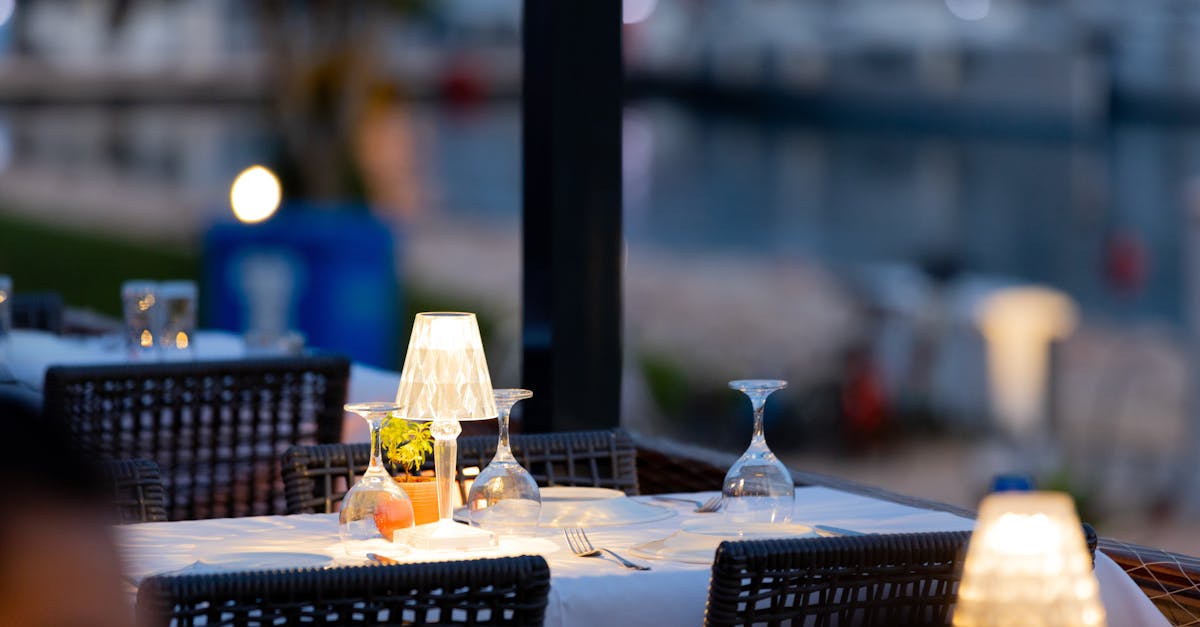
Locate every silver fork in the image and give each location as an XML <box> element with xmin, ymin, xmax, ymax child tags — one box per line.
<box><xmin>651</xmin><ymin>494</ymin><xmax>723</xmax><ymax>513</ymax></box>
<box><xmin>652</xmin><ymin>495</ymin><xmax>704</xmax><ymax>508</ymax></box>
<box><xmin>563</xmin><ymin>527</ymin><xmax>651</xmax><ymax>571</ymax></box>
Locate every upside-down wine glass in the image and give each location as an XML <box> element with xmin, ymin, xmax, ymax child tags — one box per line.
<box><xmin>339</xmin><ymin>402</ymin><xmax>415</xmax><ymax>552</ymax></box>
<box><xmin>723</xmin><ymin>380</ymin><xmax>794</xmax><ymax>524</ymax></box>
<box><xmin>467</xmin><ymin>389</ymin><xmax>541</xmax><ymax>534</ymax></box>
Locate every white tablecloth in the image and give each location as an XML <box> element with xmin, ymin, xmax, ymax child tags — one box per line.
<box><xmin>117</xmin><ymin>487</ymin><xmax>1169</xmax><ymax>627</ymax></box>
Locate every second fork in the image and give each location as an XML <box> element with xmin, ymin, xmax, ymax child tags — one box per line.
<box><xmin>563</xmin><ymin>527</ymin><xmax>651</xmax><ymax>571</ymax></box>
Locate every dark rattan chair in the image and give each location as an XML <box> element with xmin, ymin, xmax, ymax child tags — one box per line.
<box><xmin>705</xmin><ymin>532</ymin><xmax>973</xmax><ymax>627</ymax></box>
<box><xmin>101</xmin><ymin>457</ymin><xmax>168</xmax><ymax>523</ymax></box>
<box><xmin>136</xmin><ymin>555</ymin><xmax>551</xmax><ymax>626</ymax></box>
<box><xmin>1099</xmin><ymin>538</ymin><xmax>1200</xmax><ymax>626</ymax></box>
<box><xmin>636</xmin><ymin>444</ymin><xmax>727</xmax><ymax>494</ymax></box>
<box><xmin>44</xmin><ymin>356</ymin><xmax>349</xmax><ymax>520</ymax></box>
<box><xmin>282</xmin><ymin>429</ymin><xmax>638</xmax><ymax>514</ymax></box>
<box><xmin>705</xmin><ymin>530</ymin><xmax>1102</xmax><ymax>627</ymax></box>
<box><xmin>11</xmin><ymin>291</ymin><xmax>64</xmax><ymax>334</ymax></box>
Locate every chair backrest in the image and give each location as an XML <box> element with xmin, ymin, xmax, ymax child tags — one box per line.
<box><xmin>282</xmin><ymin>428</ymin><xmax>639</xmax><ymax>515</ymax></box>
<box><xmin>11</xmin><ymin>292</ymin><xmax>64</xmax><ymax>334</ymax></box>
<box><xmin>462</xmin><ymin>429</ymin><xmax>638</xmax><ymax>494</ymax></box>
<box><xmin>45</xmin><ymin>356</ymin><xmax>349</xmax><ymax>520</ymax></box>
<box><xmin>101</xmin><ymin>457</ymin><xmax>168</xmax><ymax>523</ymax></box>
<box><xmin>136</xmin><ymin>555</ymin><xmax>551</xmax><ymax>626</ymax></box>
<box><xmin>705</xmin><ymin>532</ymin><xmax>973</xmax><ymax>627</ymax></box>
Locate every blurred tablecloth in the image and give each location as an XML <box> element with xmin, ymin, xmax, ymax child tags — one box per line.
<box><xmin>117</xmin><ymin>487</ymin><xmax>1169</xmax><ymax>627</ymax></box>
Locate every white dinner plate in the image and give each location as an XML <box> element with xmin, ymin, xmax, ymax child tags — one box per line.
<box><xmin>196</xmin><ymin>551</ymin><xmax>334</xmax><ymax>572</ymax></box>
<box><xmin>681</xmin><ymin>520</ymin><xmax>817</xmax><ymax>539</ymax></box>
<box><xmin>369</xmin><ymin>535</ymin><xmax>561</xmax><ymax>563</ymax></box>
<box><xmin>540</xmin><ymin>496</ymin><xmax>673</xmax><ymax>528</ymax></box>
<box><xmin>453</xmin><ymin>487</ymin><xmax>674</xmax><ymax>528</ymax></box>
<box><xmin>630</xmin><ymin>522</ymin><xmax>818</xmax><ymax>564</ymax></box>
<box><xmin>539</xmin><ymin>486</ymin><xmax>626</xmax><ymax>502</ymax></box>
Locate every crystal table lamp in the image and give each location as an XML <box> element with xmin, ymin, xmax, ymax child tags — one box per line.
<box><xmin>953</xmin><ymin>491</ymin><xmax>1106</xmax><ymax>627</ymax></box>
<box><xmin>393</xmin><ymin>312</ymin><xmax>498</xmax><ymax>550</ymax></box>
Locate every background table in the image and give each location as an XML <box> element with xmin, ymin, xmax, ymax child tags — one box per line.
<box><xmin>4</xmin><ymin>329</ymin><xmax>400</xmax><ymax>441</ymax></box>
<box><xmin>118</xmin><ymin>487</ymin><xmax>1169</xmax><ymax>627</ymax></box>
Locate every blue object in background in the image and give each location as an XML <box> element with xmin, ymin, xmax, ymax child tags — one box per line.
<box><xmin>203</xmin><ymin>206</ymin><xmax>402</xmax><ymax>369</ymax></box>
<box><xmin>990</xmin><ymin>473</ymin><xmax>1034</xmax><ymax>493</ymax></box>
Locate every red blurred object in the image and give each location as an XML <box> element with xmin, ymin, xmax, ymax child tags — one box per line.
<box><xmin>1103</xmin><ymin>229</ymin><xmax>1148</xmax><ymax>296</ymax></box>
<box><xmin>841</xmin><ymin>350</ymin><xmax>888</xmax><ymax>445</ymax></box>
<box><xmin>440</xmin><ymin>58</ymin><xmax>487</xmax><ymax>108</ymax></box>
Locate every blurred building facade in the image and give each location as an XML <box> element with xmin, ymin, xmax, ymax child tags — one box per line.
<box><xmin>2</xmin><ymin>0</ymin><xmax>1200</xmax><ymax>545</ymax></box>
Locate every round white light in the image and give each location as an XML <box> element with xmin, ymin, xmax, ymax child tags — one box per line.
<box><xmin>945</xmin><ymin>0</ymin><xmax>989</xmax><ymax>21</ymax></box>
<box><xmin>623</xmin><ymin>0</ymin><xmax>658</xmax><ymax>24</ymax></box>
<box><xmin>0</xmin><ymin>0</ymin><xmax>16</xmax><ymax>28</ymax></box>
<box><xmin>230</xmin><ymin>165</ymin><xmax>281</xmax><ymax>224</ymax></box>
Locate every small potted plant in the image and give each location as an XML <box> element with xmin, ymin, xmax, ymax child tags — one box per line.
<box><xmin>380</xmin><ymin>417</ymin><xmax>440</xmax><ymax>525</ymax></box>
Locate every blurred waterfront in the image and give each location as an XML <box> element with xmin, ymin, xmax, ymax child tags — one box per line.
<box><xmin>3</xmin><ymin>0</ymin><xmax>1200</xmax><ymax>552</ymax></box>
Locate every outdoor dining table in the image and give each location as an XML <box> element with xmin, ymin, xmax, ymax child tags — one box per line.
<box><xmin>118</xmin><ymin>487</ymin><xmax>1170</xmax><ymax>627</ymax></box>
<box><xmin>5</xmin><ymin>328</ymin><xmax>1174</xmax><ymax>624</ymax></box>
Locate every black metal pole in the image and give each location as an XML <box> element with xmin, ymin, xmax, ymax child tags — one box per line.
<box><xmin>521</xmin><ymin>0</ymin><xmax>623</xmax><ymax>432</ymax></box>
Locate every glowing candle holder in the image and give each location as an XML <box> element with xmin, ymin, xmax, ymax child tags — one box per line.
<box><xmin>121</xmin><ymin>280</ymin><xmax>160</xmax><ymax>360</ymax></box>
<box><xmin>953</xmin><ymin>491</ymin><xmax>1106</xmax><ymax>627</ymax></box>
<box><xmin>392</xmin><ymin>312</ymin><xmax>498</xmax><ymax>550</ymax></box>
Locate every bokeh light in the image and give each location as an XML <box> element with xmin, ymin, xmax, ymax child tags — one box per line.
<box><xmin>230</xmin><ymin>165</ymin><xmax>282</xmax><ymax>224</ymax></box>
<box><xmin>0</xmin><ymin>0</ymin><xmax>15</xmax><ymax>28</ymax></box>
<box><xmin>945</xmin><ymin>0</ymin><xmax>989</xmax><ymax>21</ymax></box>
<box><xmin>623</xmin><ymin>0</ymin><xmax>658</xmax><ymax>25</ymax></box>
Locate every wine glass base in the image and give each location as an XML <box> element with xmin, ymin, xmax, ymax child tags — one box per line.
<box><xmin>393</xmin><ymin>519</ymin><xmax>497</xmax><ymax>551</ymax></box>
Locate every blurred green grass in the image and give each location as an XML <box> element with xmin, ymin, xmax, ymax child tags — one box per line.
<box><xmin>0</xmin><ymin>213</ymin><xmax>198</xmax><ymax>317</ymax></box>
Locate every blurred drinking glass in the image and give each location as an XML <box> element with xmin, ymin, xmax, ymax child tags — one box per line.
<box><xmin>157</xmin><ymin>281</ymin><xmax>197</xmax><ymax>359</ymax></box>
<box><xmin>0</xmin><ymin>275</ymin><xmax>11</xmax><ymax>368</ymax></box>
<box><xmin>121</xmin><ymin>281</ymin><xmax>159</xmax><ymax>359</ymax></box>
<box><xmin>239</xmin><ymin>252</ymin><xmax>304</xmax><ymax>355</ymax></box>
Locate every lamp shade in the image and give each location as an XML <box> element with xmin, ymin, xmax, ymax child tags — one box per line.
<box><xmin>953</xmin><ymin>491</ymin><xmax>1105</xmax><ymax>627</ymax></box>
<box><xmin>394</xmin><ymin>312</ymin><xmax>497</xmax><ymax>421</ymax></box>
<box><xmin>978</xmin><ymin>286</ymin><xmax>1077</xmax><ymax>439</ymax></box>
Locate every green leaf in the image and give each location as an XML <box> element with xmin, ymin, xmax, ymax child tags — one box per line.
<box><xmin>379</xmin><ymin>415</ymin><xmax>434</xmax><ymax>476</ymax></box>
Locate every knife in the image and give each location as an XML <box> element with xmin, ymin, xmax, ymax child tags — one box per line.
<box><xmin>366</xmin><ymin>552</ymin><xmax>401</xmax><ymax>565</ymax></box>
<box><xmin>814</xmin><ymin>524</ymin><xmax>867</xmax><ymax>537</ymax></box>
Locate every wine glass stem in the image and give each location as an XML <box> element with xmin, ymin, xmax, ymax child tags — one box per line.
<box><xmin>368</xmin><ymin>417</ymin><xmax>386</xmax><ymax>472</ymax></box>
<box><xmin>495</xmin><ymin>406</ymin><xmax>515</xmax><ymax>461</ymax></box>
<box><xmin>751</xmin><ymin>403</ymin><xmax>767</xmax><ymax>446</ymax></box>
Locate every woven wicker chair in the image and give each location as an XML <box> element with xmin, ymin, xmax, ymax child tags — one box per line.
<box><xmin>1098</xmin><ymin>538</ymin><xmax>1200</xmax><ymax>626</ymax></box>
<box><xmin>636</xmin><ymin>444</ymin><xmax>728</xmax><ymax>494</ymax></box>
<box><xmin>705</xmin><ymin>529</ymin><xmax>1103</xmax><ymax>627</ymax></box>
<box><xmin>705</xmin><ymin>532</ymin><xmax>973</xmax><ymax>627</ymax></box>
<box><xmin>101</xmin><ymin>457</ymin><xmax>168</xmax><ymax>523</ymax></box>
<box><xmin>136</xmin><ymin>555</ymin><xmax>551</xmax><ymax>626</ymax></box>
<box><xmin>281</xmin><ymin>429</ymin><xmax>638</xmax><ymax>514</ymax></box>
<box><xmin>44</xmin><ymin>356</ymin><xmax>349</xmax><ymax>520</ymax></box>
<box><xmin>11</xmin><ymin>292</ymin><xmax>64</xmax><ymax>334</ymax></box>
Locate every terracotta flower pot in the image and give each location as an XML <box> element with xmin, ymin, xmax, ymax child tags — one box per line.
<box><xmin>394</xmin><ymin>476</ymin><xmax>439</xmax><ymax>526</ymax></box>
